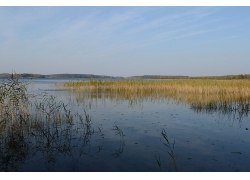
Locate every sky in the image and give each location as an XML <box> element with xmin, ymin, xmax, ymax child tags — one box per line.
<box><xmin>0</xmin><ymin>4</ymin><xmax>250</xmax><ymax>77</ymax></box>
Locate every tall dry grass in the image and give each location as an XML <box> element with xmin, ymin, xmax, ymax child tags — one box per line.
<box><xmin>60</xmin><ymin>79</ymin><xmax>250</xmax><ymax>100</ymax></box>
<box><xmin>59</xmin><ymin>79</ymin><xmax>250</xmax><ymax>112</ymax></box>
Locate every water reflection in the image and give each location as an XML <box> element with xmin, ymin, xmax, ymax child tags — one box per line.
<box><xmin>1</xmin><ymin>78</ymin><xmax>250</xmax><ymax>171</ymax></box>
<box><xmin>66</xmin><ymin>89</ymin><xmax>250</xmax><ymax>123</ymax></box>
<box><xmin>111</xmin><ymin>125</ymin><xmax>125</xmax><ymax>158</ymax></box>
<box><xmin>57</xmin><ymin>88</ymin><xmax>250</xmax><ymax>171</ymax></box>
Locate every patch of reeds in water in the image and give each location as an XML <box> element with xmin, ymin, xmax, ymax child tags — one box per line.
<box><xmin>0</xmin><ymin>76</ymin><xmax>99</xmax><ymax>171</ymax></box>
<box><xmin>59</xmin><ymin>79</ymin><xmax>250</xmax><ymax>114</ymax></box>
<box><xmin>60</xmin><ymin>79</ymin><xmax>250</xmax><ymax>93</ymax></box>
<box><xmin>0</xmin><ymin>77</ymin><xmax>31</xmax><ymax>131</ymax></box>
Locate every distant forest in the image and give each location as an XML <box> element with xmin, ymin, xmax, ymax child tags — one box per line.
<box><xmin>130</xmin><ymin>74</ymin><xmax>250</xmax><ymax>80</ymax></box>
<box><xmin>1</xmin><ymin>73</ymin><xmax>250</xmax><ymax>80</ymax></box>
<box><xmin>0</xmin><ymin>73</ymin><xmax>121</xmax><ymax>79</ymax></box>
<box><xmin>0</xmin><ymin>73</ymin><xmax>45</xmax><ymax>79</ymax></box>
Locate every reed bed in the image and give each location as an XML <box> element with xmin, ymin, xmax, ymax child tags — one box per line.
<box><xmin>60</xmin><ymin>79</ymin><xmax>250</xmax><ymax>113</ymax></box>
<box><xmin>61</xmin><ymin>79</ymin><xmax>250</xmax><ymax>95</ymax></box>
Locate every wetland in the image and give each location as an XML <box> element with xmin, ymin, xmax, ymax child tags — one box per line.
<box><xmin>0</xmin><ymin>77</ymin><xmax>250</xmax><ymax>172</ymax></box>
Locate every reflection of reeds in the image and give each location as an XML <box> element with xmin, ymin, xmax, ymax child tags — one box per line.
<box><xmin>155</xmin><ymin>154</ymin><xmax>162</xmax><ymax>171</ymax></box>
<box><xmin>111</xmin><ymin>125</ymin><xmax>125</xmax><ymax>158</ymax></box>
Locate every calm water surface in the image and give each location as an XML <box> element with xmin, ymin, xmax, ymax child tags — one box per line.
<box><xmin>1</xmin><ymin>79</ymin><xmax>250</xmax><ymax>172</ymax></box>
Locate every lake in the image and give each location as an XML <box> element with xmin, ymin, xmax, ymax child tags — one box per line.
<box><xmin>1</xmin><ymin>78</ymin><xmax>250</xmax><ymax>172</ymax></box>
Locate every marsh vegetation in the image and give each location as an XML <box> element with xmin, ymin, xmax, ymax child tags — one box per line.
<box><xmin>1</xmin><ymin>77</ymin><xmax>250</xmax><ymax>171</ymax></box>
<box><xmin>0</xmin><ymin>77</ymin><xmax>105</xmax><ymax>171</ymax></box>
<box><xmin>60</xmin><ymin>79</ymin><xmax>250</xmax><ymax>116</ymax></box>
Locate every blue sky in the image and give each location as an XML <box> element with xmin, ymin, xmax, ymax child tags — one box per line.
<box><xmin>0</xmin><ymin>6</ymin><xmax>250</xmax><ymax>77</ymax></box>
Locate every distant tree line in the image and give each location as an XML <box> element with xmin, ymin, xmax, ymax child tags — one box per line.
<box><xmin>130</xmin><ymin>75</ymin><xmax>189</xmax><ymax>79</ymax></box>
<box><xmin>189</xmin><ymin>74</ymin><xmax>250</xmax><ymax>80</ymax></box>
<box><xmin>129</xmin><ymin>74</ymin><xmax>250</xmax><ymax>80</ymax></box>
<box><xmin>0</xmin><ymin>73</ymin><xmax>122</xmax><ymax>79</ymax></box>
<box><xmin>1</xmin><ymin>73</ymin><xmax>250</xmax><ymax>80</ymax></box>
<box><xmin>0</xmin><ymin>73</ymin><xmax>45</xmax><ymax>79</ymax></box>
<box><xmin>44</xmin><ymin>74</ymin><xmax>115</xmax><ymax>79</ymax></box>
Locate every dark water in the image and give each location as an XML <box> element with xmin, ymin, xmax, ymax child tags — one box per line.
<box><xmin>1</xmin><ymin>79</ymin><xmax>250</xmax><ymax>172</ymax></box>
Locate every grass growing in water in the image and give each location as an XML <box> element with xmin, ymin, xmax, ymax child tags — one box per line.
<box><xmin>0</xmin><ymin>76</ymin><xmax>100</xmax><ymax>171</ymax></box>
<box><xmin>2</xmin><ymin>77</ymin><xmax>249</xmax><ymax>171</ymax></box>
<box><xmin>61</xmin><ymin>79</ymin><xmax>250</xmax><ymax>93</ymax></box>
<box><xmin>59</xmin><ymin>79</ymin><xmax>250</xmax><ymax>114</ymax></box>
<box><xmin>161</xmin><ymin>129</ymin><xmax>178</xmax><ymax>172</ymax></box>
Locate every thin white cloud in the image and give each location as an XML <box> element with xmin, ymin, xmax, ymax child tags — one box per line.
<box><xmin>123</xmin><ymin>7</ymin><xmax>215</xmax><ymax>35</ymax></box>
<box><xmin>204</xmin><ymin>35</ymin><xmax>242</xmax><ymax>43</ymax></box>
<box><xmin>219</xmin><ymin>35</ymin><xmax>241</xmax><ymax>40</ymax></box>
